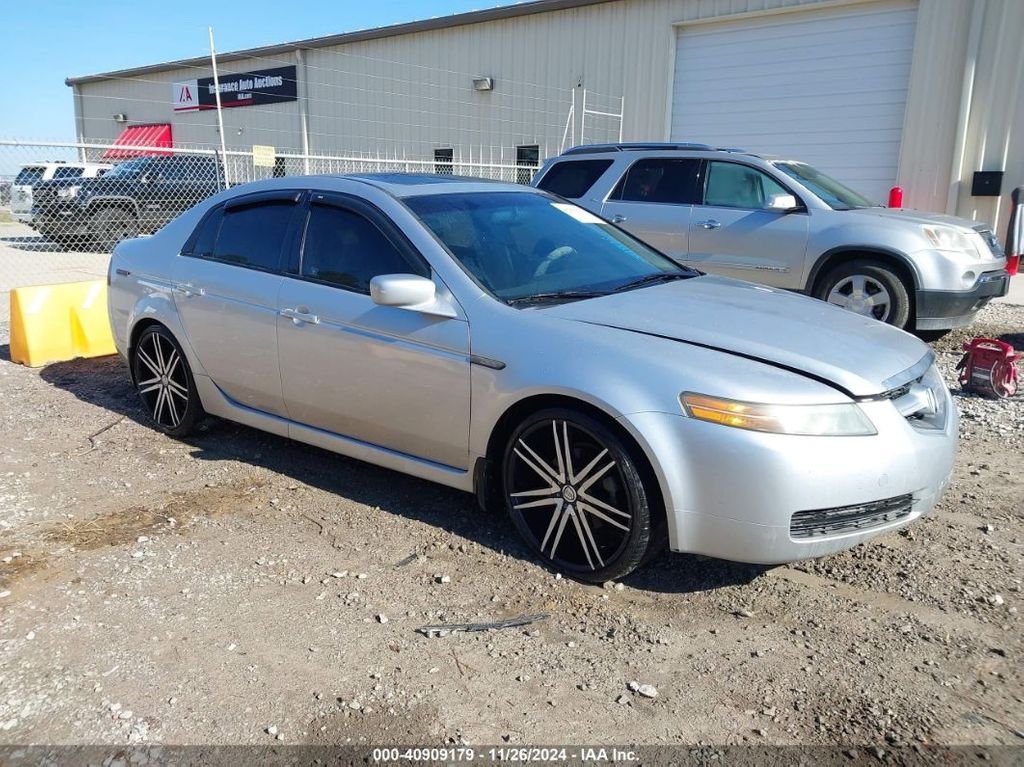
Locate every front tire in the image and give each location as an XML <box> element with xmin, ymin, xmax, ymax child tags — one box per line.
<box><xmin>815</xmin><ymin>259</ymin><xmax>911</xmax><ymax>329</ymax></box>
<box><xmin>502</xmin><ymin>408</ymin><xmax>657</xmax><ymax>582</ymax></box>
<box><xmin>131</xmin><ymin>325</ymin><xmax>204</xmax><ymax>437</ymax></box>
<box><xmin>91</xmin><ymin>206</ymin><xmax>140</xmax><ymax>252</ymax></box>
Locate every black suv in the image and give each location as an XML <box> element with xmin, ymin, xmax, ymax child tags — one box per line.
<box><xmin>32</xmin><ymin>154</ymin><xmax>223</xmax><ymax>250</ymax></box>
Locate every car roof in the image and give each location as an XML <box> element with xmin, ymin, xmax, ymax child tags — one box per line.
<box><xmin>349</xmin><ymin>172</ymin><xmax>535</xmax><ymax>198</ymax></box>
<box><xmin>224</xmin><ymin>173</ymin><xmax>541</xmax><ymax>199</ymax></box>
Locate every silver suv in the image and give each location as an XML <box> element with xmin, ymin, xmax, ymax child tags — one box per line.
<box><xmin>532</xmin><ymin>143</ymin><xmax>1009</xmax><ymax>332</ymax></box>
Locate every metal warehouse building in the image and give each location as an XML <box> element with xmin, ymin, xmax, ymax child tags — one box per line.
<box><xmin>68</xmin><ymin>0</ymin><xmax>1024</xmax><ymax>232</ymax></box>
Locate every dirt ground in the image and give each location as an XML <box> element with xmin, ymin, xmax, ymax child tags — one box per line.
<box><xmin>0</xmin><ymin>241</ymin><xmax>1021</xmax><ymax>750</ymax></box>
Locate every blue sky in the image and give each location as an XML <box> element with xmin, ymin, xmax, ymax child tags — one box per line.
<box><xmin>1</xmin><ymin>0</ymin><xmax>515</xmax><ymax>139</ymax></box>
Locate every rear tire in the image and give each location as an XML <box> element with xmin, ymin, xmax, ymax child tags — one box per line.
<box><xmin>501</xmin><ymin>407</ymin><xmax>657</xmax><ymax>582</ymax></box>
<box><xmin>91</xmin><ymin>207</ymin><xmax>140</xmax><ymax>252</ymax></box>
<box><xmin>815</xmin><ymin>259</ymin><xmax>911</xmax><ymax>329</ymax></box>
<box><xmin>131</xmin><ymin>325</ymin><xmax>204</xmax><ymax>437</ymax></box>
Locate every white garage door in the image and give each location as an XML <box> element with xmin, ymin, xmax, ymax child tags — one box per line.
<box><xmin>671</xmin><ymin>0</ymin><xmax>917</xmax><ymax>203</ymax></box>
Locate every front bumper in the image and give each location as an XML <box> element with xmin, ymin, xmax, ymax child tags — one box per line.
<box><xmin>620</xmin><ymin>395</ymin><xmax>957</xmax><ymax>565</ymax></box>
<box><xmin>31</xmin><ymin>203</ymin><xmax>91</xmax><ymax>237</ymax></box>
<box><xmin>915</xmin><ymin>269</ymin><xmax>1009</xmax><ymax>330</ymax></box>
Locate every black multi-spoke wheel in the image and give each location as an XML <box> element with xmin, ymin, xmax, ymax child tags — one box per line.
<box><xmin>131</xmin><ymin>325</ymin><xmax>203</xmax><ymax>436</ymax></box>
<box><xmin>502</xmin><ymin>408</ymin><xmax>656</xmax><ymax>582</ymax></box>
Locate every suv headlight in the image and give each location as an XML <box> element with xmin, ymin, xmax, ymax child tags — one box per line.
<box><xmin>681</xmin><ymin>393</ymin><xmax>876</xmax><ymax>436</ymax></box>
<box><xmin>921</xmin><ymin>225</ymin><xmax>987</xmax><ymax>259</ymax></box>
<box><xmin>57</xmin><ymin>185</ymin><xmax>81</xmax><ymax>198</ymax></box>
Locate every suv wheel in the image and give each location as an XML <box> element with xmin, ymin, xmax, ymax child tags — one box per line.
<box><xmin>502</xmin><ymin>408</ymin><xmax>657</xmax><ymax>582</ymax></box>
<box><xmin>815</xmin><ymin>259</ymin><xmax>911</xmax><ymax>328</ymax></box>
<box><xmin>91</xmin><ymin>207</ymin><xmax>140</xmax><ymax>251</ymax></box>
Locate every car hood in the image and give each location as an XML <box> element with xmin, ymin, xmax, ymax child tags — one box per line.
<box><xmin>846</xmin><ymin>207</ymin><xmax>990</xmax><ymax>231</ymax></box>
<box><xmin>540</xmin><ymin>276</ymin><xmax>930</xmax><ymax>398</ymax></box>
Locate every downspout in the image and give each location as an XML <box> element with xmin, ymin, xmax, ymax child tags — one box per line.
<box><xmin>946</xmin><ymin>0</ymin><xmax>987</xmax><ymax>215</ymax></box>
<box><xmin>296</xmin><ymin>48</ymin><xmax>311</xmax><ymax>175</ymax></box>
<box><xmin>71</xmin><ymin>82</ymin><xmax>87</xmax><ymax>162</ymax></box>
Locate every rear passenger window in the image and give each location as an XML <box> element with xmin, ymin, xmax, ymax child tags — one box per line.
<box><xmin>611</xmin><ymin>158</ymin><xmax>702</xmax><ymax>204</ymax></box>
<box><xmin>536</xmin><ymin>160</ymin><xmax>613</xmax><ymax>199</ymax></box>
<box><xmin>184</xmin><ymin>206</ymin><xmax>223</xmax><ymax>258</ymax></box>
<box><xmin>704</xmin><ymin>162</ymin><xmax>790</xmax><ymax>209</ymax></box>
<box><xmin>53</xmin><ymin>167</ymin><xmax>84</xmax><ymax>180</ymax></box>
<box><xmin>212</xmin><ymin>201</ymin><xmax>295</xmax><ymax>272</ymax></box>
<box><xmin>301</xmin><ymin>203</ymin><xmax>422</xmax><ymax>293</ymax></box>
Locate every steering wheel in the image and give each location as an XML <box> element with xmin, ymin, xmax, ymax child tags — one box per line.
<box><xmin>532</xmin><ymin>245</ymin><xmax>578</xmax><ymax>280</ymax></box>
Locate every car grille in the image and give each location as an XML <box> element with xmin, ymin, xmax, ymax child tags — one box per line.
<box><xmin>974</xmin><ymin>226</ymin><xmax>1004</xmax><ymax>257</ymax></box>
<box><xmin>790</xmin><ymin>494</ymin><xmax>914</xmax><ymax>539</ymax></box>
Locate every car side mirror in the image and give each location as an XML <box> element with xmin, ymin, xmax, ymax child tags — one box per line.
<box><xmin>764</xmin><ymin>193</ymin><xmax>799</xmax><ymax>212</ymax></box>
<box><xmin>369</xmin><ymin>274</ymin><xmax>456</xmax><ymax>318</ymax></box>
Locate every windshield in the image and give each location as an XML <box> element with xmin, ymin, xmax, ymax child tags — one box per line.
<box><xmin>405</xmin><ymin>191</ymin><xmax>696</xmax><ymax>303</ymax></box>
<box><xmin>104</xmin><ymin>158</ymin><xmax>152</xmax><ymax>178</ymax></box>
<box><xmin>15</xmin><ymin>167</ymin><xmax>45</xmax><ymax>185</ymax></box>
<box><xmin>772</xmin><ymin>161</ymin><xmax>877</xmax><ymax>210</ymax></box>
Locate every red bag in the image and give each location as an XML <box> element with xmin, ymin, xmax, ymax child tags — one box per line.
<box><xmin>957</xmin><ymin>338</ymin><xmax>1020</xmax><ymax>398</ymax></box>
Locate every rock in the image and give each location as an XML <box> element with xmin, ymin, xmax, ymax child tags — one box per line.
<box><xmin>636</xmin><ymin>684</ymin><xmax>658</xmax><ymax>699</ymax></box>
<box><xmin>436</xmin><ymin>575</ymin><xmax>451</xmax><ymax>584</ymax></box>
<box><xmin>627</xmin><ymin>681</ymin><xmax>640</xmax><ymax>692</ymax></box>
<box><xmin>616</xmin><ymin>694</ymin><xmax>629</xmax><ymax>705</ymax></box>
<box><xmin>988</xmin><ymin>594</ymin><xmax>1005</xmax><ymax>606</ymax></box>
<box><xmin>736</xmin><ymin>609</ymin><xmax>754</xmax><ymax>618</ymax></box>
<box><xmin>266</xmin><ymin>725</ymin><xmax>278</xmax><ymax>736</ymax></box>
<box><xmin>0</xmin><ymin>591</ymin><xmax>10</xmax><ymax>599</ymax></box>
<box><xmin>377</xmin><ymin>614</ymin><xmax>388</xmax><ymax>624</ymax></box>
<box><xmin>331</xmin><ymin>571</ymin><xmax>347</xmax><ymax>578</ymax></box>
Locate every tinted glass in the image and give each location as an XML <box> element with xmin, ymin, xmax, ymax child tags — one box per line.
<box><xmin>301</xmin><ymin>204</ymin><xmax>419</xmax><ymax>292</ymax></box>
<box><xmin>772</xmin><ymin>161</ymin><xmax>875</xmax><ymax>210</ymax></box>
<box><xmin>15</xmin><ymin>167</ymin><xmax>45</xmax><ymax>185</ymax></box>
<box><xmin>186</xmin><ymin>207</ymin><xmax>223</xmax><ymax>257</ymax></box>
<box><xmin>406</xmin><ymin>191</ymin><xmax>694</xmax><ymax>302</ymax></box>
<box><xmin>536</xmin><ymin>160</ymin><xmax>613</xmax><ymax>199</ymax></box>
<box><xmin>212</xmin><ymin>202</ymin><xmax>295</xmax><ymax>271</ymax></box>
<box><xmin>613</xmin><ymin>158</ymin><xmax>702</xmax><ymax>204</ymax></box>
<box><xmin>105</xmin><ymin>159</ymin><xmax>150</xmax><ymax>178</ymax></box>
<box><xmin>703</xmin><ymin>162</ymin><xmax>790</xmax><ymax>209</ymax></box>
<box><xmin>53</xmin><ymin>167</ymin><xmax>84</xmax><ymax>180</ymax></box>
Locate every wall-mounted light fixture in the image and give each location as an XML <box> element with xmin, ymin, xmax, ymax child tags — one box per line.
<box><xmin>472</xmin><ymin>76</ymin><xmax>494</xmax><ymax>91</ymax></box>
<box><xmin>112</xmin><ymin>113</ymin><xmax>128</xmax><ymax>123</ymax></box>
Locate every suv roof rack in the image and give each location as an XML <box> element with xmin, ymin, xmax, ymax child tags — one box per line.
<box><xmin>561</xmin><ymin>142</ymin><xmax>716</xmax><ymax>155</ymax></box>
<box><xmin>561</xmin><ymin>142</ymin><xmax>754</xmax><ymax>156</ymax></box>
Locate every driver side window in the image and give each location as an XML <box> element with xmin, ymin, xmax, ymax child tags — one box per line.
<box><xmin>301</xmin><ymin>203</ymin><xmax>425</xmax><ymax>293</ymax></box>
<box><xmin>704</xmin><ymin>162</ymin><xmax>789</xmax><ymax>209</ymax></box>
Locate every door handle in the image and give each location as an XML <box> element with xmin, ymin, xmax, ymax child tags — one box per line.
<box><xmin>280</xmin><ymin>307</ymin><xmax>320</xmax><ymax>325</ymax></box>
<box><xmin>611</xmin><ymin>214</ymin><xmax>627</xmax><ymax>224</ymax></box>
<box><xmin>696</xmin><ymin>219</ymin><xmax>722</xmax><ymax>230</ymax></box>
<box><xmin>172</xmin><ymin>282</ymin><xmax>205</xmax><ymax>297</ymax></box>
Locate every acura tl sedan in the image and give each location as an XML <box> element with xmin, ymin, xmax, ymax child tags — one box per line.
<box><xmin>107</xmin><ymin>174</ymin><xmax>957</xmax><ymax>581</ymax></box>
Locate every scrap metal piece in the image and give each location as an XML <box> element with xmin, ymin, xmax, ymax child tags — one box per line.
<box><xmin>416</xmin><ymin>613</ymin><xmax>550</xmax><ymax>638</ymax></box>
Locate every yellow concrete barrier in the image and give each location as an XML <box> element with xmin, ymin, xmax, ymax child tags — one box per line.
<box><xmin>9</xmin><ymin>280</ymin><xmax>117</xmax><ymax>367</ymax></box>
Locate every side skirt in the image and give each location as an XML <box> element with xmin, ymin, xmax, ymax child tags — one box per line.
<box><xmin>192</xmin><ymin>374</ymin><xmax>474</xmax><ymax>493</ymax></box>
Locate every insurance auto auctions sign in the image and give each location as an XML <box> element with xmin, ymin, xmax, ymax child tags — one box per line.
<box><xmin>173</xmin><ymin>65</ymin><xmax>297</xmax><ymax>111</ymax></box>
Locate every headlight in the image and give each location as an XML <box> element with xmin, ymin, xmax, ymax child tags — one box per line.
<box><xmin>680</xmin><ymin>393</ymin><xmax>876</xmax><ymax>436</ymax></box>
<box><xmin>921</xmin><ymin>225</ymin><xmax>986</xmax><ymax>258</ymax></box>
<box><xmin>56</xmin><ymin>185</ymin><xmax>81</xmax><ymax>198</ymax></box>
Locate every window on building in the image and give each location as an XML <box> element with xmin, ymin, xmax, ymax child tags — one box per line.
<box><xmin>610</xmin><ymin>158</ymin><xmax>703</xmax><ymax>204</ymax></box>
<box><xmin>703</xmin><ymin>161</ymin><xmax>790</xmax><ymax>209</ymax></box>
<box><xmin>516</xmin><ymin>145</ymin><xmax>540</xmax><ymax>185</ymax></box>
<box><xmin>434</xmin><ymin>148</ymin><xmax>454</xmax><ymax>176</ymax></box>
<box><xmin>301</xmin><ymin>203</ymin><xmax>423</xmax><ymax>293</ymax></box>
<box><xmin>211</xmin><ymin>200</ymin><xmax>296</xmax><ymax>272</ymax></box>
<box><xmin>535</xmin><ymin>159</ymin><xmax>613</xmax><ymax>199</ymax></box>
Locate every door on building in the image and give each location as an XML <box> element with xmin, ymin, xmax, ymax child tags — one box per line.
<box><xmin>670</xmin><ymin>0</ymin><xmax>918</xmax><ymax>203</ymax></box>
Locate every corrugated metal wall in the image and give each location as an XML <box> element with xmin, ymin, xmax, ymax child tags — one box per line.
<box><xmin>75</xmin><ymin>0</ymin><xmax>1024</xmax><ymax>227</ymax></box>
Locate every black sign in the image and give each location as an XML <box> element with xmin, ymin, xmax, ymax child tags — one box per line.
<box><xmin>174</xmin><ymin>65</ymin><xmax>297</xmax><ymax>111</ymax></box>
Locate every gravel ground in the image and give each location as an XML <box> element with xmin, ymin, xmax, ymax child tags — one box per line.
<box><xmin>0</xmin><ymin>286</ymin><xmax>1021</xmax><ymax>749</ymax></box>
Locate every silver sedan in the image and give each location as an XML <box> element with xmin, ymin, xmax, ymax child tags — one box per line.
<box><xmin>107</xmin><ymin>174</ymin><xmax>957</xmax><ymax>581</ymax></box>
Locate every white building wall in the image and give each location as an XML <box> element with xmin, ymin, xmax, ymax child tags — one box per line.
<box><xmin>73</xmin><ymin>0</ymin><xmax>1024</xmax><ymax>230</ymax></box>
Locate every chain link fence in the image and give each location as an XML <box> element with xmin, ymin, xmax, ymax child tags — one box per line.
<box><xmin>0</xmin><ymin>139</ymin><xmax>540</xmax><ymax>255</ymax></box>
